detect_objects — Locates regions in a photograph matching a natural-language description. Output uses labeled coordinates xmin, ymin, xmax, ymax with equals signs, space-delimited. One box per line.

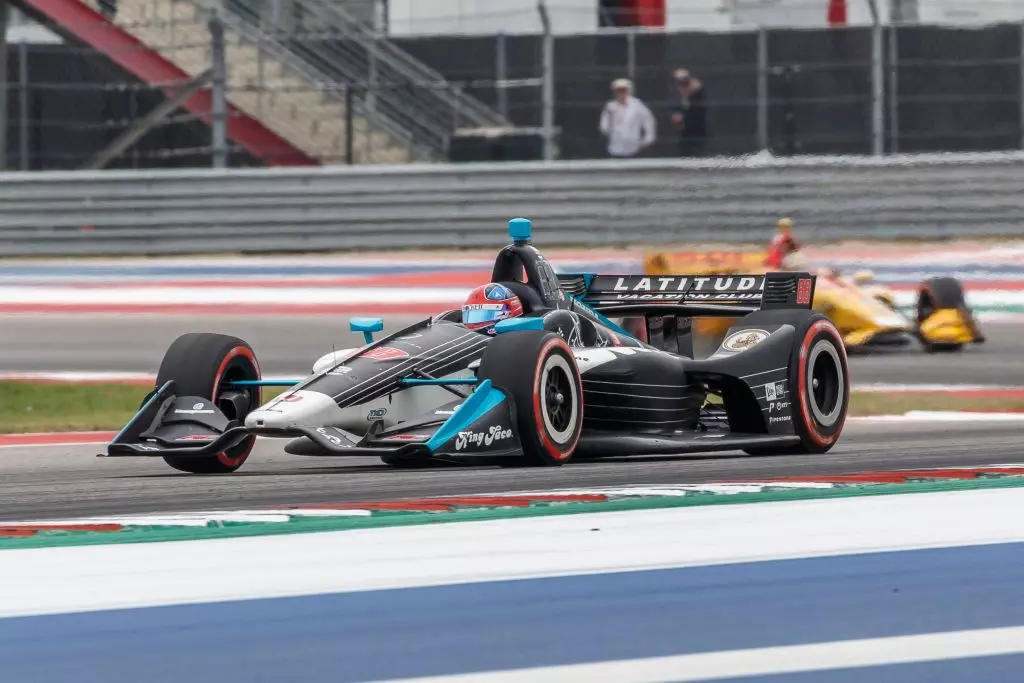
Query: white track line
xmin=381 ymin=626 xmax=1024 ymax=683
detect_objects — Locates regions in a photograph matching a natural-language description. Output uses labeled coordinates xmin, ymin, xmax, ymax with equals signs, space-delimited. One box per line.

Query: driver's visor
xmin=463 ymin=303 xmax=507 ymax=325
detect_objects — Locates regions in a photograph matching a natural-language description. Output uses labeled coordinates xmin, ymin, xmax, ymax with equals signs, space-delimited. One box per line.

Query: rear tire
xmin=917 ymin=277 xmax=968 ymax=353
xmin=155 ymin=333 xmax=261 ymax=474
xmin=738 ymin=310 xmax=850 ymax=456
xmin=476 ymin=331 xmax=584 ymax=466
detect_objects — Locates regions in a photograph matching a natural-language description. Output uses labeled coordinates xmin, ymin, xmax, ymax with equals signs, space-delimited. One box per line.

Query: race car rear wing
xmin=557 ymin=271 xmax=816 ymax=315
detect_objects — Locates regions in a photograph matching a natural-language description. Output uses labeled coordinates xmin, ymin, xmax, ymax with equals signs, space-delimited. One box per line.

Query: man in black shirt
xmin=670 ymin=68 xmax=708 ymax=157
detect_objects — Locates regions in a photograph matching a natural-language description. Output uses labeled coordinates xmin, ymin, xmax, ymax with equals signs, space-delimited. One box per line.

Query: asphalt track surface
xmin=1 ymin=314 xmax=1020 ymax=385
xmin=1 ymin=421 xmax=1021 ymax=522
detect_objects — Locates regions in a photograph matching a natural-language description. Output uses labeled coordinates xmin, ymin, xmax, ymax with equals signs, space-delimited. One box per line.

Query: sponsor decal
xmin=177 ymin=434 xmax=215 ymax=442
xmin=136 ymin=444 xmax=160 ymax=451
xmin=797 ymin=278 xmax=813 ymax=305
xmin=597 ymin=275 xmax=765 ymax=294
xmin=362 ymin=346 xmax=410 ymax=362
xmin=612 ymin=292 xmax=761 ymax=302
xmin=435 ymin=403 xmax=463 ymax=416
xmin=282 ymin=394 xmax=304 ymax=403
xmin=315 ymin=427 xmax=349 ymax=448
xmin=765 ymin=381 xmax=786 ymax=402
xmin=329 ymin=366 xmax=352 ymax=375
xmin=454 ymin=425 xmax=514 ymax=451
xmin=769 ymin=400 xmax=791 ymax=413
xmin=174 ymin=401 xmax=215 ymax=415
xmin=367 ymin=408 xmax=388 ymax=420
xmin=722 ymin=329 xmax=770 ymax=352
xmin=769 ymin=415 xmax=792 ymax=424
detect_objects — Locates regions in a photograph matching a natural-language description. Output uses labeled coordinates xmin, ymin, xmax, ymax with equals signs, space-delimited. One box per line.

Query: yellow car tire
xmin=916 ymin=277 xmax=969 ymax=353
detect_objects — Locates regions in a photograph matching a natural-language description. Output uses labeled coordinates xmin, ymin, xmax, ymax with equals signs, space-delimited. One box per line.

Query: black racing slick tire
xmin=477 ymin=331 xmax=584 ymax=466
xmin=155 ymin=333 xmax=262 ymax=474
xmin=917 ymin=276 xmax=969 ymax=353
xmin=738 ymin=310 xmax=850 ymax=456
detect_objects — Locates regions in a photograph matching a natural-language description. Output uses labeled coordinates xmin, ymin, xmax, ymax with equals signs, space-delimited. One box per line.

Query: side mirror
xmin=350 ymin=317 xmax=384 ymax=344
xmin=853 ymin=269 xmax=874 ymax=285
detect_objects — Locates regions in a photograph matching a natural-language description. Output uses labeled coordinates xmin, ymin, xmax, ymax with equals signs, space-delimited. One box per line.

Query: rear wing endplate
xmin=557 ymin=272 xmax=816 ymax=315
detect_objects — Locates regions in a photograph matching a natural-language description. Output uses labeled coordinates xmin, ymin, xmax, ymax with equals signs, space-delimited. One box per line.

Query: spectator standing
xmin=671 ymin=68 xmax=708 ymax=157
xmin=599 ymin=78 xmax=656 ymax=158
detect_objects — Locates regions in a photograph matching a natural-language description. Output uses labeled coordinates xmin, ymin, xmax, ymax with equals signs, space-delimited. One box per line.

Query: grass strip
xmin=0 ymin=381 xmax=1021 ymax=434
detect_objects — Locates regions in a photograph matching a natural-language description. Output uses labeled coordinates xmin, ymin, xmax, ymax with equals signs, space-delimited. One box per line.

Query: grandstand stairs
xmin=14 ymin=0 xmax=319 ymax=166
xmin=14 ymin=0 xmax=412 ymax=164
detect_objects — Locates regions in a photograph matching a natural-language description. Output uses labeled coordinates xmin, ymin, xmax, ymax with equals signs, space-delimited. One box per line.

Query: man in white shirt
xmin=599 ymin=78 xmax=656 ymax=157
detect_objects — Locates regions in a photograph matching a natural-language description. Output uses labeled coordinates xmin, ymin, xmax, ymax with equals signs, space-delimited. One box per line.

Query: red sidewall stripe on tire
xmin=797 ymin=320 xmax=849 ymax=448
xmin=532 ymin=338 xmax=583 ymax=461
xmin=211 ymin=346 xmax=261 ymax=468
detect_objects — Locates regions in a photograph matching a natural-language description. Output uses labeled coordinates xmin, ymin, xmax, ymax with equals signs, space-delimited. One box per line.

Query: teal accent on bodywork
xmin=508 ymin=217 xmax=532 ymax=242
xmin=116 ymin=380 xmax=172 ymax=443
xmin=570 ymin=294 xmax=634 ymax=339
xmin=494 ymin=317 xmax=545 ymax=334
xmin=426 ymin=379 xmax=506 ymax=450
xmin=350 ymin=317 xmax=384 ymax=344
xmin=398 ymin=378 xmax=479 ymax=386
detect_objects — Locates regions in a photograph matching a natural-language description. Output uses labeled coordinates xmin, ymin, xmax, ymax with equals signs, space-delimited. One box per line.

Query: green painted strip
xmin=4 ymin=475 xmax=1024 ymax=551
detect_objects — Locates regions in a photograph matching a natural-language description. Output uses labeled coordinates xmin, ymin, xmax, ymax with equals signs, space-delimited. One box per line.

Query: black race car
xmin=104 ymin=218 xmax=850 ymax=472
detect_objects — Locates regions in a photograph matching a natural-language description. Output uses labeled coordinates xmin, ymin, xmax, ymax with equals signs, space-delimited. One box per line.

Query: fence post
xmin=538 ymin=0 xmax=555 ymax=161
xmin=209 ymin=11 xmax=228 ymax=169
xmin=345 ymin=85 xmax=354 ymax=165
xmin=18 ymin=38 xmax=28 ymax=170
xmin=757 ymin=27 xmax=769 ymax=151
xmin=870 ymin=20 xmax=885 ymax=156
xmin=627 ymin=30 xmax=636 ymax=83
xmin=0 ymin=1 xmax=8 ymax=170
xmin=496 ymin=31 xmax=508 ymax=120
xmin=888 ymin=22 xmax=900 ymax=154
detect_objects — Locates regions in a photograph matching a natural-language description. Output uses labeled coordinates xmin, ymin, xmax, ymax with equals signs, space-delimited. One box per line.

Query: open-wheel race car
xmin=644 ymin=249 xmax=985 ymax=353
xmin=104 ymin=218 xmax=850 ymax=472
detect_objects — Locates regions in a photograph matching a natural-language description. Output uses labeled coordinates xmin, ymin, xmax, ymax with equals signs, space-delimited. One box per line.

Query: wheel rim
xmin=806 ymin=339 xmax=844 ymax=427
xmin=540 ymin=353 xmax=578 ymax=444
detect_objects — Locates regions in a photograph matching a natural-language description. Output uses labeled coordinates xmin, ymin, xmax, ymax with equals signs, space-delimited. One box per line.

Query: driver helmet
xmin=774 ymin=217 xmax=799 ymax=251
xmin=462 ymin=283 xmax=524 ymax=332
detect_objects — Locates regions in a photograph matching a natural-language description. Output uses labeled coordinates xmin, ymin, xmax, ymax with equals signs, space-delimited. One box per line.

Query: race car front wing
xmin=102 ymin=378 xmax=525 ymax=462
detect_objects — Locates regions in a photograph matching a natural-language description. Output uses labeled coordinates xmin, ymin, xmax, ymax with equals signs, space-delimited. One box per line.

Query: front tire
xmin=738 ymin=310 xmax=850 ymax=456
xmin=477 ymin=331 xmax=584 ymax=466
xmin=155 ymin=333 xmax=261 ymax=474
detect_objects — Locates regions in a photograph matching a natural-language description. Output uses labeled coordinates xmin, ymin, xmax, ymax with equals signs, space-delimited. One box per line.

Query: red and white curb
xmin=4 ymin=466 xmax=1024 ymax=537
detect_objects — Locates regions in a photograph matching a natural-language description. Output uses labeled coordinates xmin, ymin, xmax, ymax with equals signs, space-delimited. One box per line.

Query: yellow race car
xmin=643 ymin=249 xmax=986 ymax=352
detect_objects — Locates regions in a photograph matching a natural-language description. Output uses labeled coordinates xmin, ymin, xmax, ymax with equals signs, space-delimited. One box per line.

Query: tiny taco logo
xmin=722 ymin=328 xmax=770 ymax=352
xmin=362 ymin=346 xmax=410 ymax=361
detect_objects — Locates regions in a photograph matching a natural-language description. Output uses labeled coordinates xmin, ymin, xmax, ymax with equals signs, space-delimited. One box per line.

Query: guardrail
xmin=2 ymin=152 xmax=1023 ymax=256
